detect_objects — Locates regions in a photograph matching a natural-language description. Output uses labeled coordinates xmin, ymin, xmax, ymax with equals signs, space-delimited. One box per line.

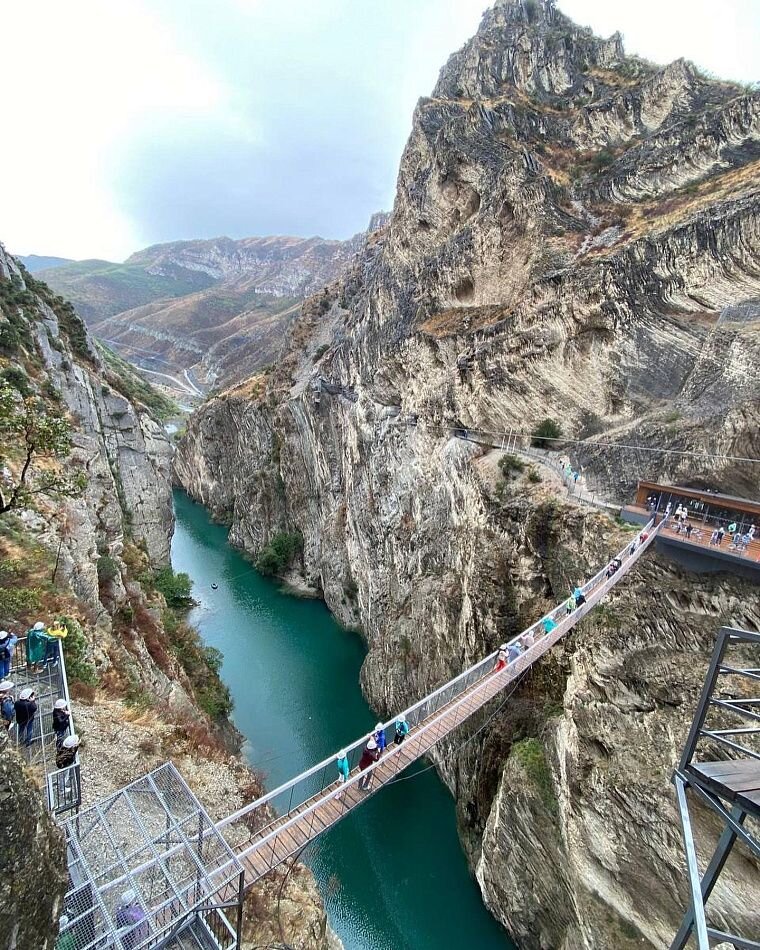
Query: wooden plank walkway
xmin=207 ymin=521 xmax=662 ymax=900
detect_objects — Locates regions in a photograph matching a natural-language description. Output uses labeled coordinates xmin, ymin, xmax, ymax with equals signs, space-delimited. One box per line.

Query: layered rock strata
xmin=175 ymin=0 xmax=760 ymax=946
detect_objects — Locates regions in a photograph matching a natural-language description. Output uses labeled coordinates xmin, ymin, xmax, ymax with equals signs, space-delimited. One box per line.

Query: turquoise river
xmin=172 ymin=490 xmax=515 ymax=950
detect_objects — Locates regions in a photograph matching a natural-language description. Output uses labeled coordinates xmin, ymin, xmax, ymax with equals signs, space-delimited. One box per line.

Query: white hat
xmin=499 ymin=643 xmax=507 ymax=651
xmin=62 ymin=734 xmax=80 ymax=748
xmin=395 ymin=716 xmax=406 ymax=723
xmin=375 ymin=722 xmax=383 ymax=732
xmin=33 ymin=621 xmax=45 ymax=631
xmin=120 ymin=889 xmax=137 ymax=906
xmin=367 ymin=738 xmax=377 ymax=750
xmin=19 ymin=688 xmax=33 ymax=700
xmin=54 ymin=699 xmax=69 ymax=710
xmin=337 ymin=749 xmax=346 ymax=759
xmin=59 ymin=915 xmax=69 ymax=929
xmin=0 ymin=680 xmax=12 ymax=691
xmin=0 ymin=630 xmax=9 ymax=640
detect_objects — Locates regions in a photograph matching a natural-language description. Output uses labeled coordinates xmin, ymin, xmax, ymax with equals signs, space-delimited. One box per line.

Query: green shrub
xmin=0 ymin=367 xmax=31 ymax=396
xmin=255 ymin=531 xmax=303 ymax=577
xmin=512 ymin=737 xmax=557 ymax=813
xmin=59 ymin=615 xmax=98 ymax=686
xmin=590 ymin=148 xmax=615 ymax=171
xmin=498 ymin=454 xmax=525 ymax=477
xmin=0 ymin=586 xmax=42 ymax=616
xmin=96 ymin=555 xmax=119 ymax=584
xmin=527 ymin=468 xmax=542 ymax=484
xmin=145 ymin=566 xmax=194 ymax=608
xmin=531 ymin=418 xmax=562 ymax=448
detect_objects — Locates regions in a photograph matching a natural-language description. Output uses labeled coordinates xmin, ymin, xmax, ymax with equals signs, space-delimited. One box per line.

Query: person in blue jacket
xmin=542 ymin=616 xmax=558 ymax=635
xmin=336 ymin=749 xmax=350 ymax=799
xmin=573 ymin=585 xmax=586 ymax=608
xmin=0 ymin=630 xmax=17 ymax=678
xmin=373 ymin=722 xmax=387 ymax=755
xmin=507 ymin=641 xmax=523 ymax=664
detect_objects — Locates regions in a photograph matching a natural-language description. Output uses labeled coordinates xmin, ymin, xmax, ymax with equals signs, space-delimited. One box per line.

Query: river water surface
xmin=172 ymin=490 xmax=514 ymax=950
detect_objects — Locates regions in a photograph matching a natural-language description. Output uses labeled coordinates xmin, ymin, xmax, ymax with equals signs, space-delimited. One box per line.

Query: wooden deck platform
xmin=686 ymin=759 xmax=760 ymax=816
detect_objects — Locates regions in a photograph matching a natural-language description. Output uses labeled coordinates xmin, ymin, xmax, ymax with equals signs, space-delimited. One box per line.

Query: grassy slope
xmin=37 ymin=259 xmax=215 ymax=323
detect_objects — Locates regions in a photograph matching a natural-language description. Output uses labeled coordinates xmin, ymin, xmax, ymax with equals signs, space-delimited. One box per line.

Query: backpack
xmin=1 ymin=696 xmax=14 ymax=721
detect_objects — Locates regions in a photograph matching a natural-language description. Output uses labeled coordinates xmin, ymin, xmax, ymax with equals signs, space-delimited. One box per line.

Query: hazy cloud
xmin=1 ymin=0 xmax=757 ymax=260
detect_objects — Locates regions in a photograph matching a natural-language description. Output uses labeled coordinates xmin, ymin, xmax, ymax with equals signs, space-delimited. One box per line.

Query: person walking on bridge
xmin=394 ymin=715 xmax=410 ymax=745
xmin=542 ymin=616 xmax=558 ymax=635
xmin=358 ymin=738 xmax=380 ymax=791
xmin=373 ymin=722 xmax=387 ymax=756
xmin=336 ymin=749 xmax=350 ymax=799
xmin=573 ymin=585 xmax=586 ymax=608
xmin=494 ymin=645 xmax=508 ymax=672
xmin=507 ymin=641 xmax=523 ymax=664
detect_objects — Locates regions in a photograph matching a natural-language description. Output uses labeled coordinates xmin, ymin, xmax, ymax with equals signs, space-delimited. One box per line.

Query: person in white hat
xmin=55 ymin=733 xmax=80 ymax=770
xmin=336 ymin=749 xmax=349 ymax=799
xmin=0 ymin=679 xmax=14 ymax=731
xmin=0 ymin=629 xmax=18 ymax=678
xmin=53 ymin=698 xmax=71 ymax=748
xmin=14 ymin=687 xmax=37 ymax=746
xmin=358 ymin=737 xmax=380 ymax=791
xmin=372 ymin=722 xmax=387 ymax=755
xmin=115 ymin=889 xmax=147 ymax=948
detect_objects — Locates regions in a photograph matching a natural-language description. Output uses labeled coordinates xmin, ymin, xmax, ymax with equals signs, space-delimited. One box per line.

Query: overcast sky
xmin=1 ymin=0 xmax=757 ymax=262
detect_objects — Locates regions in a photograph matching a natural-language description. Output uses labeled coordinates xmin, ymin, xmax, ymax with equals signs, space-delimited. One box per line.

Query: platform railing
xmin=214 ymin=518 xmax=660 ymax=862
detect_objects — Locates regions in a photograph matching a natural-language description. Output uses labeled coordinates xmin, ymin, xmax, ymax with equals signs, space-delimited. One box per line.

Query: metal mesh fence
xmin=58 ymin=763 xmax=243 ymax=950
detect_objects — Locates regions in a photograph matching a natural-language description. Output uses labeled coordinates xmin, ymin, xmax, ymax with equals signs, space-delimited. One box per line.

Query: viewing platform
xmin=622 ymin=481 xmax=760 ymax=581
xmin=671 ymin=627 xmax=760 ymax=949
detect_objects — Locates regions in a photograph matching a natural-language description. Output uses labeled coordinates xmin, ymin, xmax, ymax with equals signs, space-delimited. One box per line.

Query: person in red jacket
xmin=358 ymin=738 xmax=380 ymax=791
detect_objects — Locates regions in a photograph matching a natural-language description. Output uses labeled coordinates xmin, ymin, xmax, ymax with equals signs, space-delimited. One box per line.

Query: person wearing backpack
xmin=0 ymin=680 xmax=14 ymax=732
xmin=15 ymin=687 xmax=37 ymax=747
xmin=0 ymin=630 xmax=18 ymax=678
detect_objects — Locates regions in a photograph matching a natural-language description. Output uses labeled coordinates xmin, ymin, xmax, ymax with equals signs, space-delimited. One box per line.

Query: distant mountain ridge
xmin=17 ymin=254 xmax=73 ymax=272
xmin=36 ymin=219 xmax=388 ymax=396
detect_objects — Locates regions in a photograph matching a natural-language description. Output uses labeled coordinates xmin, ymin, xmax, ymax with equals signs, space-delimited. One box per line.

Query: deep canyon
xmin=2 ymin=0 xmax=759 ymax=948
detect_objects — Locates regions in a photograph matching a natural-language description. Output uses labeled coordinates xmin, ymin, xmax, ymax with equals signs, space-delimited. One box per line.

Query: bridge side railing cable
xmin=216 ymin=518 xmax=660 ymax=850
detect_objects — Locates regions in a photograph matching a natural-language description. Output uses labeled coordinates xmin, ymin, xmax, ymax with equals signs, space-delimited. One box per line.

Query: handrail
xmin=209 ymin=516 xmax=662 ymax=881
xmin=86 ymin=517 xmax=661 ymax=902
xmin=217 ymin=517 xmax=658 ymax=830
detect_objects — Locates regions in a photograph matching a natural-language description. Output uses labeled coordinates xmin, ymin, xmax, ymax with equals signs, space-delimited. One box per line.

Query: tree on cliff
xmin=0 ymin=385 xmax=84 ymax=514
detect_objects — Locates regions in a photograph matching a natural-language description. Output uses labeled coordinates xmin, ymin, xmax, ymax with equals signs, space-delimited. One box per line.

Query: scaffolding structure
xmin=671 ymin=626 xmax=760 ymax=949
xmin=58 ymin=763 xmax=244 ymax=950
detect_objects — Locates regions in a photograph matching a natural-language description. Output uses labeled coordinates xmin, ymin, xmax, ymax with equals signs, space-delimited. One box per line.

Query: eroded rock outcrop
xmin=175 ymin=1 xmax=760 ymax=946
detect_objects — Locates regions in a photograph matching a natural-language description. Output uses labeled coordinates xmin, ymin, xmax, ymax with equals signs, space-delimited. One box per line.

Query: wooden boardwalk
xmin=209 ymin=518 xmax=662 ymax=899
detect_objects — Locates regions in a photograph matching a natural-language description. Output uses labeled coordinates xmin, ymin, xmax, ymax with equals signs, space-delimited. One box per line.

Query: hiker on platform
xmin=0 ymin=630 xmax=17 ymax=678
xmin=716 ymin=527 xmax=725 ymax=546
xmin=358 ymin=738 xmax=380 ymax=791
xmin=0 ymin=680 xmax=14 ymax=732
xmin=55 ymin=733 xmax=80 ymax=770
xmin=52 ymin=699 xmax=71 ymax=748
xmin=115 ymin=890 xmax=148 ymax=950
xmin=373 ymin=722 xmax=387 ymax=755
xmin=336 ymin=749 xmax=350 ymax=798
xmin=26 ymin=621 xmax=48 ymax=672
xmin=14 ymin=688 xmax=37 ymax=747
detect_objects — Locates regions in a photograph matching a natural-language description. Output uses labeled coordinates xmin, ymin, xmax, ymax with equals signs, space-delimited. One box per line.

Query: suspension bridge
xmin=56 ymin=516 xmax=665 ymax=950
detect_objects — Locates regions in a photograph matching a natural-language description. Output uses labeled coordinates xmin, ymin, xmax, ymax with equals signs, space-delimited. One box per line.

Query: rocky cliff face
xmin=0 ymin=244 xmax=337 ymax=950
xmin=0 ymin=740 xmax=68 ymax=950
xmin=175 ymin=1 xmax=759 ymax=946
